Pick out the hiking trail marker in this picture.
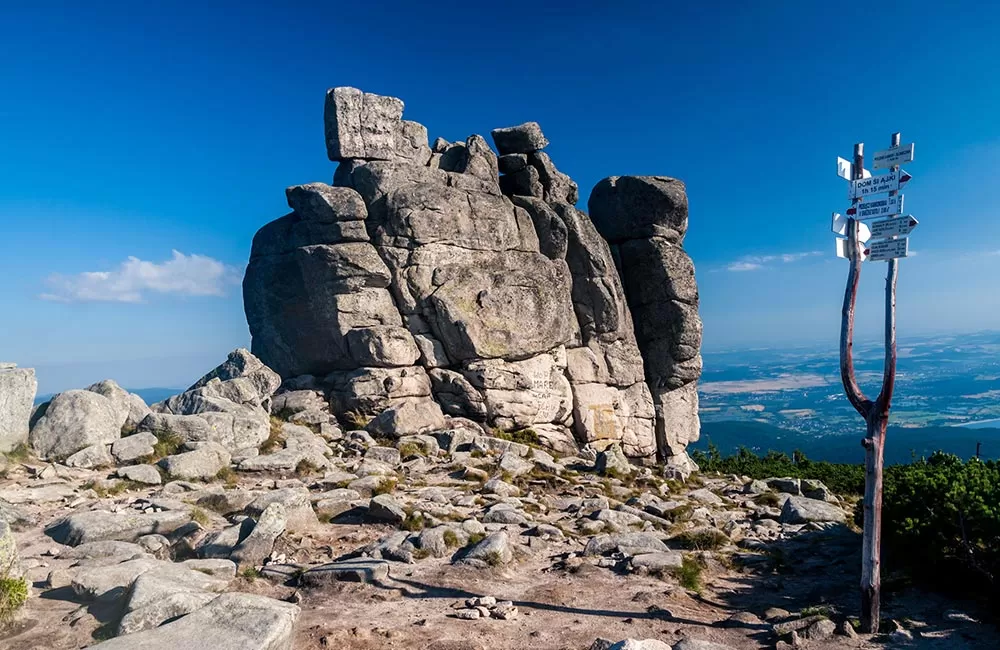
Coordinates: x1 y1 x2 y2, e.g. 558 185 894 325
833 133 919 634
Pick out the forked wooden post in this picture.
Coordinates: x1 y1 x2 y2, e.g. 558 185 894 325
839 134 901 633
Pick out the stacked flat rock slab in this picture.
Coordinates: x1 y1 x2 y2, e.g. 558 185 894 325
589 176 703 469
0 363 37 452
243 87 704 462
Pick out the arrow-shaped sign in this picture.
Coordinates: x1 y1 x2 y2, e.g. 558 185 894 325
849 169 912 199
869 216 918 240
847 194 904 220
872 143 915 170
864 237 908 261
832 213 871 242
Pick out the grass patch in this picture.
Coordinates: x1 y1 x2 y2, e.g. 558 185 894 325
664 504 694 522
483 550 506 567
215 466 238 487
397 442 423 458
240 566 260 581
294 459 321 476
672 556 704 593
443 529 460 548
373 478 397 496
671 528 729 551
754 492 781 507
799 606 833 619
412 547 432 560
150 430 183 460
262 417 286 453
402 512 426 532
344 409 372 429
493 427 540 447
466 532 485 546
3 443 31 464
82 479 133 498
0 576 28 624
190 507 210 526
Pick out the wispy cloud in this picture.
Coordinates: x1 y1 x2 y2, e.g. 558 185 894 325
725 250 823 272
41 251 241 303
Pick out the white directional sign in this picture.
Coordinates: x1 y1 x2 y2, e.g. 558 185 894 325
836 237 867 260
837 157 872 180
865 237 908 261
849 169 911 199
832 213 871 242
848 194 904 220
869 216 918 240
872 143 915 170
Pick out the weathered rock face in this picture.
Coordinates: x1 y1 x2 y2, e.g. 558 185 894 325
243 87 702 462
589 176 703 467
0 363 36 452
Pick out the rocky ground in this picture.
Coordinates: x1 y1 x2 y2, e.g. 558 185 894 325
1 389 995 649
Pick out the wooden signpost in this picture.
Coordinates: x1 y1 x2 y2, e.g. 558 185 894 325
833 132 916 633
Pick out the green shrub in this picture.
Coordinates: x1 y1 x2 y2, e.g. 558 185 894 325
0 576 28 623
671 528 729 551
868 452 1000 598
402 512 426 532
373 478 397 495
150 430 183 460
693 443 865 495
493 428 541 447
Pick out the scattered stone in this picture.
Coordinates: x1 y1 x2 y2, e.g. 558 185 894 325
596 444 634 476
368 494 406 524
0 364 36 452
462 531 513 566
779 496 846 524
803 618 836 640
117 464 162 485
46 509 191 546
630 551 683 572
230 502 286 569
455 608 480 620
64 443 114 469
299 559 389 585
29 389 120 460
607 640 673 650
112 432 159 464
159 442 231 481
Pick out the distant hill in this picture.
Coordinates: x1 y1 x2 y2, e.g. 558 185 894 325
693 420 1000 465
35 387 182 408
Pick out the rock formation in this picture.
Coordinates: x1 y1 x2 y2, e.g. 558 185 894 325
243 87 702 466
0 363 37 452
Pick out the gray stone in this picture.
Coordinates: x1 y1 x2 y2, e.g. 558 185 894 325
87 379 151 431
779 496 846 524
588 176 688 244
29 389 121 460
491 122 549 155
368 494 406 524
88 592 299 650
462 531 512 566
366 397 445 438
607 640 672 650
325 86 405 161
0 520 22 579
188 348 281 405
803 618 836 640
346 326 421 367
112 432 158 464
767 477 801 495
65 443 113 469
0 365 36 452
596 444 634 476
117 464 162 485
366 446 401 466
246 488 317 531
584 532 668 556
198 520 254 559
158 442 231 481
299 559 389 585
285 182 367 223
137 413 212 443
230 502 286 569
497 153 527 174
118 589 219 636
45 509 191 546
672 640 738 650
630 551 683 571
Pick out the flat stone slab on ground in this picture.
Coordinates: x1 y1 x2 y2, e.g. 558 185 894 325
299 559 390 585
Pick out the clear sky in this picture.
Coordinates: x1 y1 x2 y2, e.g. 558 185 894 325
3 1 1000 394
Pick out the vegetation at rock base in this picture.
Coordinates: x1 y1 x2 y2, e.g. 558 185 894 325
700 446 1000 603
0 576 28 624
868 452 1000 601
671 528 729 551
2 443 31 464
493 427 540 448
693 443 865 495
150 430 183 460
670 556 703 593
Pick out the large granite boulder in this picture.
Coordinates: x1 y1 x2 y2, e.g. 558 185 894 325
589 176 703 466
242 87 703 463
86 379 151 431
0 363 36 452
29 389 121 460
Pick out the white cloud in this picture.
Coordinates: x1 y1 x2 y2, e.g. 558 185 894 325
41 251 241 303
725 250 822 272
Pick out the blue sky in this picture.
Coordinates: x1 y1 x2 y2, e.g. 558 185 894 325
2 1 1000 393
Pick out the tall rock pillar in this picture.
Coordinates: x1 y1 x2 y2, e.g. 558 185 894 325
588 177 702 471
